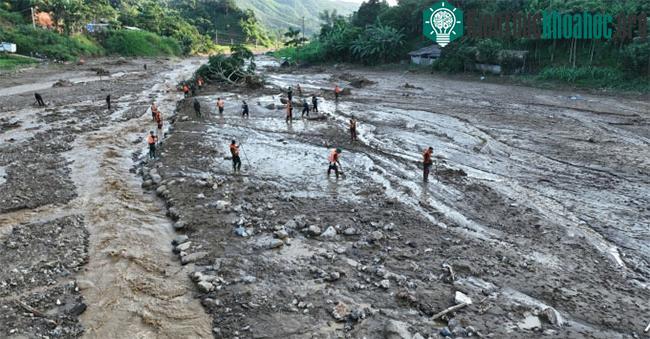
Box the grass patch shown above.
[0,25,105,61]
[536,66,649,92]
[102,30,181,57]
[0,54,38,70]
[273,42,326,64]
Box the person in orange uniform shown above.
[328,148,343,179]
[217,97,225,114]
[423,146,434,182]
[183,84,190,98]
[334,85,343,100]
[147,131,158,160]
[349,116,357,141]
[230,140,241,172]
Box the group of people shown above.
[156,80,436,183]
[147,102,165,159]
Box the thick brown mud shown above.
[145,58,649,338]
[0,58,211,338]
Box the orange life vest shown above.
[328,150,339,163]
[335,86,342,94]
[230,144,239,156]
[183,85,189,93]
[147,135,156,144]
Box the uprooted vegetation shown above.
[194,45,264,88]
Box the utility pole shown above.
[301,16,305,46]
[30,7,36,28]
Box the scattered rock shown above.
[172,235,189,246]
[455,291,472,305]
[440,327,452,337]
[540,307,561,326]
[306,225,321,236]
[331,301,350,322]
[274,229,289,239]
[518,313,542,330]
[379,279,391,289]
[181,251,209,265]
[197,281,214,293]
[343,227,358,236]
[234,226,250,237]
[52,79,73,87]
[173,221,186,230]
[384,319,412,339]
[370,230,384,242]
[255,236,284,250]
[320,226,337,238]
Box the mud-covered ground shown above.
[0,58,211,338]
[145,58,649,338]
[1,55,648,339]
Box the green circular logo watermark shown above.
[423,2,464,47]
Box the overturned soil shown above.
[1,55,648,339]
[142,58,649,338]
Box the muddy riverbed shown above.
[1,56,648,339]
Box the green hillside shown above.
[236,0,358,35]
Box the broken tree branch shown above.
[431,302,469,321]
[18,301,58,326]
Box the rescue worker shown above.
[155,109,163,141]
[193,98,201,118]
[190,82,197,97]
[286,102,293,123]
[106,94,111,110]
[230,140,241,172]
[297,84,302,97]
[423,146,434,182]
[334,85,342,100]
[241,100,249,118]
[311,95,318,113]
[287,87,293,102]
[197,76,204,89]
[327,148,343,179]
[151,102,158,121]
[144,64,147,71]
[217,97,225,114]
[301,98,310,117]
[147,131,158,159]
[349,116,357,141]
[183,84,190,98]
[35,93,45,107]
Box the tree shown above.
[283,27,306,47]
[352,0,389,28]
[350,21,404,64]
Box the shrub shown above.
[476,39,502,64]
[620,42,650,76]
[0,25,104,61]
[103,30,181,57]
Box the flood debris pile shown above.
[0,216,88,338]
[195,46,263,89]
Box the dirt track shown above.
[1,57,649,338]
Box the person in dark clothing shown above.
[106,95,111,110]
[287,87,293,102]
[311,95,318,113]
[301,99,310,117]
[147,131,158,159]
[241,101,249,118]
[35,93,45,107]
[193,98,201,118]
[349,116,357,141]
[190,83,197,97]
[423,147,434,182]
[286,102,293,123]
[144,64,147,71]
[230,140,242,172]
